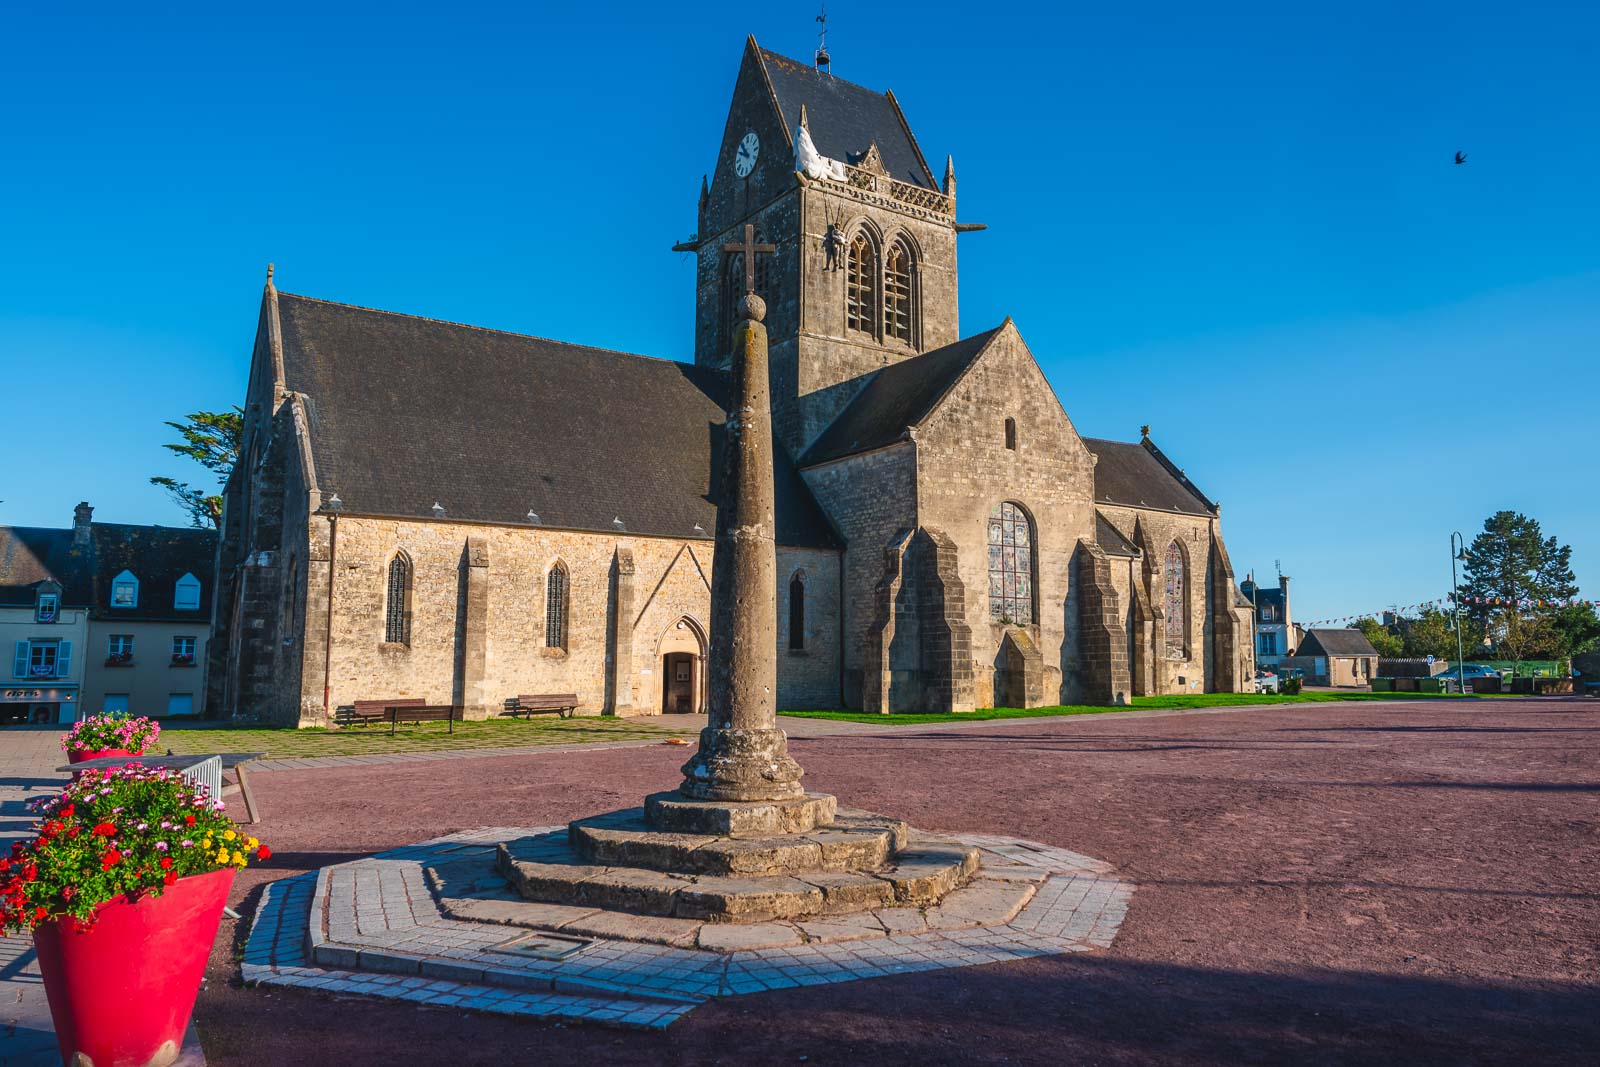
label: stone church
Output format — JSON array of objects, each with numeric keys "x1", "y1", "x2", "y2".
[{"x1": 209, "y1": 38, "x2": 1254, "y2": 726}]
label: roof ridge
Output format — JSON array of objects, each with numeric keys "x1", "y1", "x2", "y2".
[
  {"x1": 756, "y1": 44, "x2": 889, "y2": 100},
  {"x1": 275, "y1": 291, "x2": 697, "y2": 370}
]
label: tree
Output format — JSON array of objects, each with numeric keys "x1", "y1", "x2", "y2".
[
  {"x1": 1353, "y1": 617, "x2": 1403, "y2": 659},
  {"x1": 149, "y1": 409, "x2": 242, "y2": 529},
  {"x1": 1397, "y1": 606, "x2": 1460, "y2": 661},
  {"x1": 1550, "y1": 602, "x2": 1600, "y2": 658},
  {"x1": 1459, "y1": 511, "x2": 1583, "y2": 663}
]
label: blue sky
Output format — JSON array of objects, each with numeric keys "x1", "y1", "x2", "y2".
[{"x1": 1, "y1": 1, "x2": 1595, "y2": 624}]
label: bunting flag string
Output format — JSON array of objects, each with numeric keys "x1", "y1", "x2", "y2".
[{"x1": 1295, "y1": 592, "x2": 1598, "y2": 630}]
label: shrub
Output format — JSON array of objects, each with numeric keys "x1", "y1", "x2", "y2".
[
  {"x1": 61, "y1": 713, "x2": 160, "y2": 755},
  {"x1": 1281, "y1": 677, "x2": 1303, "y2": 695},
  {"x1": 0, "y1": 764, "x2": 269, "y2": 933}
]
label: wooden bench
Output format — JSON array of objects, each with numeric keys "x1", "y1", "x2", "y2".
[
  {"x1": 502, "y1": 693, "x2": 580, "y2": 720},
  {"x1": 338, "y1": 698, "x2": 457, "y2": 736}
]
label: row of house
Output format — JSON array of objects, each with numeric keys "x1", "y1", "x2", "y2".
[
  {"x1": 1240, "y1": 574, "x2": 1379, "y2": 686},
  {"x1": 0, "y1": 503, "x2": 215, "y2": 725}
]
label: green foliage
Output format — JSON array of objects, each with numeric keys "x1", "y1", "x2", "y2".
[
  {"x1": 1456, "y1": 511, "x2": 1589, "y2": 661},
  {"x1": 1397, "y1": 607, "x2": 1463, "y2": 660},
  {"x1": 1550, "y1": 602, "x2": 1600, "y2": 657},
  {"x1": 1281, "y1": 677, "x2": 1303, "y2": 695},
  {"x1": 1353, "y1": 617, "x2": 1404, "y2": 658},
  {"x1": 149, "y1": 408, "x2": 242, "y2": 529}
]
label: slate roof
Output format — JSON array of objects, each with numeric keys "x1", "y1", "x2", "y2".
[
  {"x1": 0, "y1": 528, "x2": 88, "y2": 607},
  {"x1": 0, "y1": 523, "x2": 214, "y2": 620},
  {"x1": 1297, "y1": 628, "x2": 1379, "y2": 658},
  {"x1": 799, "y1": 326, "x2": 1003, "y2": 466},
  {"x1": 1095, "y1": 512, "x2": 1139, "y2": 558},
  {"x1": 1084, "y1": 438, "x2": 1216, "y2": 517},
  {"x1": 757, "y1": 46, "x2": 936, "y2": 189},
  {"x1": 274, "y1": 294, "x2": 838, "y2": 549},
  {"x1": 1240, "y1": 581, "x2": 1286, "y2": 619}
]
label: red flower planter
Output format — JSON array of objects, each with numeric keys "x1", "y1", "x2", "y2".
[
  {"x1": 66, "y1": 747, "x2": 143, "y2": 765},
  {"x1": 32, "y1": 867, "x2": 235, "y2": 1067}
]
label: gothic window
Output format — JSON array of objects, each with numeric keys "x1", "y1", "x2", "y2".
[
  {"x1": 789, "y1": 573, "x2": 806, "y2": 651},
  {"x1": 845, "y1": 232, "x2": 877, "y2": 336},
  {"x1": 1004, "y1": 418, "x2": 1017, "y2": 451},
  {"x1": 987, "y1": 502, "x2": 1034, "y2": 624},
  {"x1": 545, "y1": 563, "x2": 568, "y2": 650},
  {"x1": 723, "y1": 234, "x2": 771, "y2": 354},
  {"x1": 1165, "y1": 542, "x2": 1186, "y2": 658},
  {"x1": 384, "y1": 553, "x2": 412, "y2": 645},
  {"x1": 883, "y1": 237, "x2": 915, "y2": 344}
]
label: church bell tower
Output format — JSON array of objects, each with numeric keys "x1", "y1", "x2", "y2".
[{"x1": 691, "y1": 37, "x2": 963, "y2": 458}]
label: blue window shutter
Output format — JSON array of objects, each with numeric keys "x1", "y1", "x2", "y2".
[
  {"x1": 12, "y1": 641, "x2": 27, "y2": 679},
  {"x1": 57, "y1": 641, "x2": 72, "y2": 679}
]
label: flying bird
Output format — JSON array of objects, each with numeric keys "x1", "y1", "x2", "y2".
[{"x1": 1454, "y1": 151, "x2": 1467, "y2": 165}]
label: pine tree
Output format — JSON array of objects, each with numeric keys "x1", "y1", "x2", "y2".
[{"x1": 149, "y1": 408, "x2": 242, "y2": 529}]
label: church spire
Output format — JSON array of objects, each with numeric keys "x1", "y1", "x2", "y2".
[{"x1": 943, "y1": 155, "x2": 956, "y2": 199}]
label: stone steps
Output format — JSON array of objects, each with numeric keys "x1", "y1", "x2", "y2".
[{"x1": 569, "y1": 808, "x2": 907, "y2": 876}]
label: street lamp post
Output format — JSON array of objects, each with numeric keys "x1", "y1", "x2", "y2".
[{"x1": 1450, "y1": 532, "x2": 1467, "y2": 695}]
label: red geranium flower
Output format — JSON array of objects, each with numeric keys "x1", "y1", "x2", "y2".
[
  {"x1": 58, "y1": 803, "x2": 74, "y2": 818},
  {"x1": 183, "y1": 814, "x2": 196, "y2": 827},
  {"x1": 257, "y1": 845, "x2": 272, "y2": 861},
  {"x1": 33, "y1": 906, "x2": 45, "y2": 921},
  {"x1": 61, "y1": 887, "x2": 74, "y2": 900},
  {"x1": 100, "y1": 850, "x2": 122, "y2": 871},
  {"x1": 159, "y1": 857, "x2": 174, "y2": 870},
  {"x1": 92, "y1": 822, "x2": 116, "y2": 837},
  {"x1": 163, "y1": 872, "x2": 177, "y2": 886}
]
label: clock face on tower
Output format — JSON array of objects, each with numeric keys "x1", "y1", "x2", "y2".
[{"x1": 734, "y1": 131, "x2": 760, "y2": 178}]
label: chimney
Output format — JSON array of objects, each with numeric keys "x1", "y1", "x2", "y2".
[
  {"x1": 1279, "y1": 575, "x2": 1292, "y2": 644},
  {"x1": 72, "y1": 502, "x2": 93, "y2": 546}
]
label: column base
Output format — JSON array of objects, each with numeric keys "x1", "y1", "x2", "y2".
[{"x1": 678, "y1": 727, "x2": 805, "y2": 803}]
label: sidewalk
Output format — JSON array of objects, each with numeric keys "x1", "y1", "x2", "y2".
[{"x1": 0, "y1": 727, "x2": 70, "y2": 1066}]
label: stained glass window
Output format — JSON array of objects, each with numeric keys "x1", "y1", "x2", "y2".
[
  {"x1": 789, "y1": 574, "x2": 805, "y2": 650},
  {"x1": 1164, "y1": 542, "x2": 1186, "y2": 658},
  {"x1": 545, "y1": 564, "x2": 568, "y2": 650},
  {"x1": 884, "y1": 238, "x2": 914, "y2": 344},
  {"x1": 846, "y1": 233, "x2": 877, "y2": 335},
  {"x1": 384, "y1": 554, "x2": 411, "y2": 645},
  {"x1": 987, "y1": 502, "x2": 1034, "y2": 623}
]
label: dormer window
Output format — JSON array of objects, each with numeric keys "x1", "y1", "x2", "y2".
[
  {"x1": 36, "y1": 592, "x2": 59, "y2": 623},
  {"x1": 111, "y1": 570, "x2": 139, "y2": 608},
  {"x1": 174, "y1": 572, "x2": 201, "y2": 611}
]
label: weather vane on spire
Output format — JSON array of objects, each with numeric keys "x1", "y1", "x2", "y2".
[{"x1": 815, "y1": 2, "x2": 831, "y2": 73}]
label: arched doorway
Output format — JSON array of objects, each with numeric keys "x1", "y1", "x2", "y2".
[{"x1": 658, "y1": 617, "x2": 706, "y2": 714}]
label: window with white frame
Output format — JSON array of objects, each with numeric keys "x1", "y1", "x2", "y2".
[
  {"x1": 172, "y1": 635, "x2": 196, "y2": 662},
  {"x1": 174, "y1": 572, "x2": 201, "y2": 610},
  {"x1": 111, "y1": 570, "x2": 139, "y2": 608},
  {"x1": 13, "y1": 639, "x2": 70, "y2": 680},
  {"x1": 36, "y1": 592, "x2": 59, "y2": 623},
  {"x1": 108, "y1": 634, "x2": 134, "y2": 658}
]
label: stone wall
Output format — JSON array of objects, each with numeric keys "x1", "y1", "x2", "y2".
[
  {"x1": 912, "y1": 324, "x2": 1099, "y2": 706},
  {"x1": 283, "y1": 515, "x2": 840, "y2": 727}
]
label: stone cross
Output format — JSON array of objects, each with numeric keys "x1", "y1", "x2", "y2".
[
  {"x1": 678, "y1": 281, "x2": 804, "y2": 803},
  {"x1": 721, "y1": 223, "x2": 776, "y2": 295}
]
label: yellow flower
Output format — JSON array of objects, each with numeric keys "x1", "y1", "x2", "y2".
[
  {"x1": 246, "y1": 837, "x2": 259, "y2": 850},
  {"x1": 223, "y1": 830, "x2": 237, "y2": 842},
  {"x1": 216, "y1": 849, "x2": 231, "y2": 864},
  {"x1": 231, "y1": 850, "x2": 244, "y2": 865},
  {"x1": 203, "y1": 837, "x2": 213, "y2": 849}
]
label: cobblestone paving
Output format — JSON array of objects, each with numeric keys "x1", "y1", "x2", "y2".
[{"x1": 239, "y1": 825, "x2": 1132, "y2": 1029}]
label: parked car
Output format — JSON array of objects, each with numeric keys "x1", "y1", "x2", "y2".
[
  {"x1": 1255, "y1": 670, "x2": 1280, "y2": 694},
  {"x1": 1448, "y1": 664, "x2": 1503, "y2": 682}
]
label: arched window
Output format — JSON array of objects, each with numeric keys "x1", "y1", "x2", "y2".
[
  {"x1": 545, "y1": 563, "x2": 568, "y2": 650},
  {"x1": 384, "y1": 553, "x2": 412, "y2": 645},
  {"x1": 987, "y1": 502, "x2": 1034, "y2": 624},
  {"x1": 1004, "y1": 418, "x2": 1017, "y2": 451},
  {"x1": 788, "y1": 573, "x2": 806, "y2": 650},
  {"x1": 1164, "y1": 542, "x2": 1186, "y2": 658},
  {"x1": 883, "y1": 237, "x2": 915, "y2": 344},
  {"x1": 845, "y1": 232, "x2": 877, "y2": 335},
  {"x1": 723, "y1": 234, "x2": 772, "y2": 353}
]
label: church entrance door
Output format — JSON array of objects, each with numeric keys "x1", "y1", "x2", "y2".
[{"x1": 662, "y1": 653, "x2": 697, "y2": 714}]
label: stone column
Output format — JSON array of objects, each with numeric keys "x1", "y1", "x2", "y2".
[
  {"x1": 679, "y1": 293, "x2": 804, "y2": 802},
  {"x1": 608, "y1": 545, "x2": 636, "y2": 715}
]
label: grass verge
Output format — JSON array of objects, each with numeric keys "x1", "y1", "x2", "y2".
[
  {"x1": 157, "y1": 716, "x2": 696, "y2": 759},
  {"x1": 777, "y1": 690, "x2": 1500, "y2": 725}
]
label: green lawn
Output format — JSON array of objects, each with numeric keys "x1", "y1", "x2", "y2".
[
  {"x1": 157, "y1": 716, "x2": 696, "y2": 759},
  {"x1": 777, "y1": 690, "x2": 1498, "y2": 725}
]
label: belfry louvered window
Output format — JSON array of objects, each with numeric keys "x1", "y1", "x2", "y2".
[
  {"x1": 884, "y1": 238, "x2": 914, "y2": 344},
  {"x1": 846, "y1": 233, "x2": 877, "y2": 335},
  {"x1": 384, "y1": 554, "x2": 412, "y2": 645},
  {"x1": 1165, "y1": 542, "x2": 1187, "y2": 658},
  {"x1": 545, "y1": 564, "x2": 568, "y2": 650}
]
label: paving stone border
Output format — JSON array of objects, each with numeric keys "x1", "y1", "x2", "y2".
[{"x1": 240, "y1": 826, "x2": 1132, "y2": 1030}]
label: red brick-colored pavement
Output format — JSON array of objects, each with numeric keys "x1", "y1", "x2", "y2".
[{"x1": 195, "y1": 699, "x2": 1599, "y2": 1065}]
